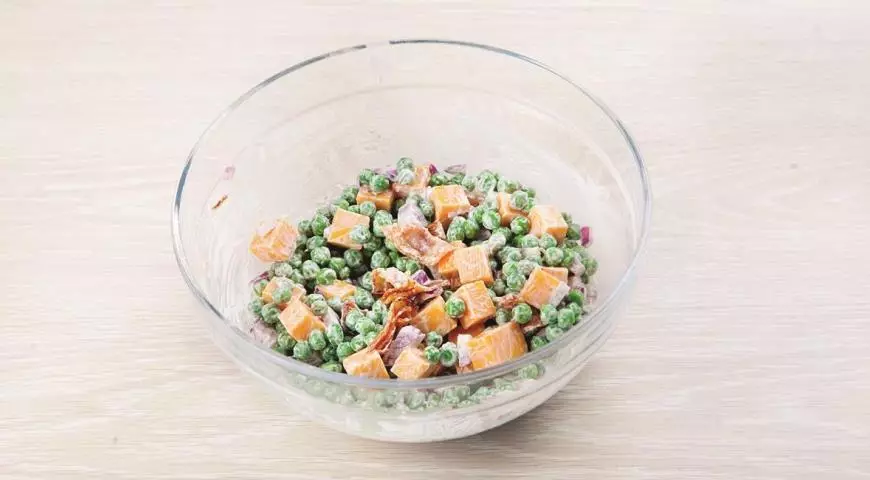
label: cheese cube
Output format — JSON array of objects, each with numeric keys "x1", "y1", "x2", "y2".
[
  {"x1": 411, "y1": 296, "x2": 457, "y2": 335},
  {"x1": 356, "y1": 186, "x2": 395, "y2": 211},
  {"x1": 454, "y1": 280, "x2": 496, "y2": 329},
  {"x1": 262, "y1": 277, "x2": 306, "y2": 305},
  {"x1": 540, "y1": 266, "x2": 569, "y2": 283},
  {"x1": 390, "y1": 348, "x2": 438, "y2": 379},
  {"x1": 342, "y1": 349, "x2": 389, "y2": 379},
  {"x1": 454, "y1": 245, "x2": 494, "y2": 285},
  {"x1": 467, "y1": 322, "x2": 527, "y2": 370},
  {"x1": 528, "y1": 205, "x2": 568, "y2": 242},
  {"x1": 249, "y1": 219, "x2": 298, "y2": 262},
  {"x1": 392, "y1": 165, "x2": 431, "y2": 198},
  {"x1": 430, "y1": 185, "x2": 471, "y2": 226},
  {"x1": 279, "y1": 298, "x2": 326, "y2": 341},
  {"x1": 317, "y1": 280, "x2": 357, "y2": 301},
  {"x1": 326, "y1": 208, "x2": 370, "y2": 249},
  {"x1": 496, "y1": 193, "x2": 527, "y2": 226},
  {"x1": 519, "y1": 267, "x2": 570, "y2": 309}
]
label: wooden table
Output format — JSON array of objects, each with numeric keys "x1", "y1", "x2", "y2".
[{"x1": 2, "y1": 2, "x2": 869, "y2": 478}]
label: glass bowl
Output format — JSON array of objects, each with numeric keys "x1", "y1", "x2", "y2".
[{"x1": 172, "y1": 40, "x2": 650, "y2": 442}]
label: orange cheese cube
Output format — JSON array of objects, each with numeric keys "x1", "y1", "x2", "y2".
[
  {"x1": 436, "y1": 250, "x2": 459, "y2": 277},
  {"x1": 392, "y1": 165, "x2": 431, "y2": 198},
  {"x1": 454, "y1": 245, "x2": 494, "y2": 285},
  {"x1": 448, "y1": 322, "x2": 485, "y2": 344},
  {"x1": 317, "y1": 280, "x2": 356, "y2": 301},
  {"x1": 496, "y1": 193, "x2": 527, "y2": 226},
  {"x1": 326, "y1": 208, "x2": 370, "y2": 249},
  {"x1": 249, "y1": 219, "x2": 298, "y2": 262},
  {"x1": 540, "y1": 266, "x2": 569, "y2": 283},
  {"x1": 454, "y1": 280, "x2": 496, "y2": 329},
  {"x1": 390, "y1": 348, "x2": 438, "y2": 379},
  {"x1": 342, "y1": 349, "x2": 389, "y2": 379},
  {"x1": 411, "y1": 296, "x2": 457, "y2": 335},
  {"x1": 519, "y1": 267, "x2": 570, "y2": 309},
  {"x1": 529, "y1": 205, "x2": 569, "y2": 242},
  {"x1": 430, "y1": 185, "x2": 471, "y2": 226},
  {"x1": 278, "y1": 298, "x2": 326, "y2": 341},
  {"x1": 356, "y1": 187, "x2": 395, "y2": 211},
  {"x1": 262, "y1": 278, "x2": 306, "y2": 305},
  {"x1": 467, "y1": 322, "x2": 527, "y2": 370}
]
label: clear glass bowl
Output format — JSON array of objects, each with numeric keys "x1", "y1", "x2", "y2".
[{"x1": 172, "y1": 40, "x2": 650, "y2": 442}]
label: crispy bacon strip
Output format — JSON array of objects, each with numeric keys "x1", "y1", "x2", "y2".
[
  {"x1": 427, "y1": 221, "x2": 447, "y2": 240},
  {"x1": 381, "y1": 223, "x2": 456, "y2": 268}
]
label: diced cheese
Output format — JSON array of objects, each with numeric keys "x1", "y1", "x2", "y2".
[
  {"x1": 262, "y1": 277, "x2": 306, "y2": 305},
  {"x1": 278, "y1": 298, "x2": 326, "y2": 341},
  {"x1": 317, "y1": 280, "x2": 357, "y2": 301},
  {"x1": 528, "y1": 205, "x2": 568, "y2": 242},
  {"x1": 454, "y1": 245, "x2": 494, "y2": 285},
  {"x1": 342, "y1": 349, "x2": 390, "y2": 379},
  {"x1": 540, "y1": 266, "x2": 569, "y2": 283},
  {"x1": 411, "y1": 296, "x2": 457, "y2": 335},
  {"x1": 356, "y1": 187, "x2": 395, "y2": 211},
  {"x1": 326, "y1": 208, "x2": 370, "y2": 249},
  {"x1": 518, "y1": 267, "x2": 570, "y2": 309},
  {"x1": 454, "y1": 280, "x2": 496, "y2": 329},
  {"x1": 467, "y1": 322, "x2": 527, "y2": 370},
  {"x1": 249, "y1": 219, "x2": 298, "y2": 262},
  {"x1": 496, "y1": 192, "x2": 527, "y2": 226},
  {"x1": 392, "y1": 165, "x2": 432, "y2": 198},
  {"x1": 390, "y1": 348, "x2": 438, "y2": 379},
  {"x1": 430, "y1": 185, "x2": 472, "y2": 226}
]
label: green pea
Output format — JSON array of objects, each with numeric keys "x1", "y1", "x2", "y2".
[
  {"x1": 509, "y1": 190, "x2": 529, "y2": 210},
  {"x1": 445, "y1": 296, "x2": 466, "y2": 318},
  {"x1": 306, "y1": 235, "x2": 326, "y2": 250},
  {"x1": 276, "y1": 331, "x2": 296, "y2": 353},
  {"x1": 355, "y1": 317, "x2": 377, "y2": 335},
  {"x1": 394, "y1": 256, "x2": 407, "y2": 272},
  {"x1": 364, "y1": 330, "x2": 379, "y2": 346},
  {"x1": 475, "y1": 174, "x2": 497, "y2": 193},
  {"x1": 346, "y1": 204, "x2": 361, "y2": 214},
  {"x1": 372, "y1": 299, "x2": 387, "y2": 317},
  {"x1": 540, "y1": 304, "x2": 558, "y2": 325},
  {"x1": 396, "y1": 168, "x2": 416, "y2": 185},
  {"x1": 370, "y1": 250, "x2": 391, "y2": 269},
  {"x1": 439, "y1": 342, "x2": 458, "y2": 367},
  {"x1": 316, "y1": 205, "x2": 333, "y2": 219},
  {"x1": 351, "y1": 335, "x2": 367, "y2": 352},
  {"x1": 393, "y1": 197, "x2": 406, "y2": 215},
  {"x1": 321, "y1": 362, "x2": 343, "y2": 373},
  {"x1": 289, "y1": 252, "x2": 304, "y2": 268},
  {"x1": 420, "y1": 345, "x2": 439, "y2": 364},
  {"x1": 488, "y1": 288, "x2": 498, "y2": 300},
  {"x1": 545, "y1": 325, "x2": 565, "y2": 342},
  {"x1": 358, "y1": 201, "x2": 377, "y2": 218},
  {"x1": 519, "y1": 234, "x2": 539, "y2": 248},
  {"x1": 495, "y1": 308, "x2": 510, "y2": 325},
  {"x1": 499, "y1": 246, "x2": 522, "y2": 263},
  {"x1": 404, "y1": 259, "x2": 420, "y2": 274},
  {"x1": 567, "y1": 290, "x2": 585, "y2": 307},
  {"x1": 519, "y1": 363, "x2": 541, "y2": 379},
  {"x1": 358, "y1": 168, "x2": 375, "y2": 185},
  {"x1": 512, "y1": 303, "x2": 533, "y2": 324},
  {"x1": 563, "y1": 239, "x2": 580, "y2": 250},
  {"x1": 418, "y1": 199, "x2": 434, "y2": 220},
  {"x1": 252, "y1": 279, "x2": 269, "y2": 297},
  {"x1": 327, "y1": 297, "x2": 343, "y2": 313},
  {"x1": 395, "y1": 157, "x2": 414, "y2": 170},
  {"x1": 568, "y1": 302, "x2": 583, "y2": 317},
  {"x1": 359, "y1": 271, "x2": 373, "y2": 291},
  {"x1": 372, "y1": 210, "x2": 393, "y2": 237},
  {"x1": 311, "y1": 214, "x2": 329, "y2": 236},
  {"x1": 492, "y1": 278, "x2": 507, "y2": 296},
  {"x1": 510, "y1": 216, "x2": 530, "y2": 236},
  {"x1": 505, "y1": 273, "x2": 526, "y2": 292},
  {"x1": 350, "y1": 224, "x2": 372, "y2": 244},
  {"x1": 369, "y1": 174, "x2": 390, "y2": 193},
  {"x1": 544, "y1": 247, "x2": 565, "y2": 266},
  {"x1": 309, "y1": 246, "x2": 330, "y2": 266},
  {"x1": 326, "y1": 323, "x2": 344, "y2": 347},
  {"x1": 248, "y1": 298, "x2": 264, "y2": 317},
  {"x1": 518, "y1": 260, "x2": 536, "y2": 276},
  {"x1": 429, "y1": 172, "x2": 450, "y2": 186},
  {"x1": 442, "y1": 289, "x2": 453, "y2": 300},
  {"x1": 363, "y1": 237, "x2": 383, "y2": 256},
  {"x1": 307, "y1": 293, "x2": 326, "y2": 306},
  {"x1": 425, "y1": 331, "x2": 443, "y2": 348},
  {"x1": 582, "y1": 257, "x2": 599, "y2": 276},
  {"x1": 342, "y1": 186, "x2": 359, "y2": 203},
  {"x1": 271, "y1": 284, "x2": 294, "y2": 305},
  {"x1": 293, "y1": 341, "x2": 314, "y2": 361},
  {"x1": 502, "y1": 261, "x2": 521, "y2": 277},
  {"x1": 344, "y1": 309, "x2": 364, "y2": 330},
  {"x1": 326, "y1": 257, "x2": 344, "y2": 272},
  {"x1": 289, "y1": 270, "x2": 305, "y2": 285},
  {"x1": 315, "y1": 268, "x2": 337, "y2": 285},
  {"x1": 272, "y1": 263, "x2": 293, "y2": 278},
  {"x1": 456, "y1": 218, "x2": 479, "y2": 241},
  {"x1": 354, "y1": 288, "x2": 374, "y2": 309},
  {"x1": 494, "y1": 226, "x2": 513, "y2": 241},
  {"x1": 560, "y1": 249, "x2": 577, "y2": 268},
  {"x1": 522, "y1": 196, "x2": 536, "y2": 213},
  {"x1": 566, "y1": 223, "x2": 581, "y2": 240},
  {"x1": 342, "y1": 249, "x2": 363, "y2": 269},
  {"x1": 388, "y1": 250, "x2": 400, "y2": 266},
  {"x1": 446, "y1": 220, "x2": 466, "y2": 242},
  {"x1": 295, "y1": 233, "x2": 309, "y2": 249},
  {"x1": 461, "y1": 174, "x2": 477, "y2": 191},
  {"x1": 261, "y1": 303, "x2": 281, "y2": 325},
  {"x1": 523, "y1": 247, "x2": 543, "y2": 264},
  {"x1": 497, "y1": 177, "x2": 519, "y2": 193},
  {"x1": 557, "y1": 308, "x2": 577, "y2": 329},
  {"x1": 337, "y1": 342, "x2": 355, "y2": 360},
  {"x1": 332, "y1": 198, "x2": 350, "y2": 212},
  {"x1": 539, "y1": 233, "x2": 557, "y2": 249},
  {"x1": 480, "y1": 209, "x2": 501, "y2": 230},
  {"x1": 383, "y1": 238, "x2": 397, "y2": 252},
  {"x1": 310, "y1": 300, "x2": 329, "y2": 316},
  {"x1": 308, "y1": 330, "x2": 327, "y2": 351},
  {"x1": 530, "y1": 335, "x2": 548, "y2": 350},
  {"x1": 449, "y1": 172, "x2": 466, "y2": 185}
]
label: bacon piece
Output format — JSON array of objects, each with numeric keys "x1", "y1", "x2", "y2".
[{"x1": 381, "y1": 223, "x2": 456, "y2": 268}]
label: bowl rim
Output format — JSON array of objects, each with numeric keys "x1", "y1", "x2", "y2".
[{"x1": 172, "y1": 39, "x2": 652, "y2": 389}]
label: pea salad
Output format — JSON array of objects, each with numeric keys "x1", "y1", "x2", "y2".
[{"x1": 247, "y1": 158, "x2": 597, "y2": 380}]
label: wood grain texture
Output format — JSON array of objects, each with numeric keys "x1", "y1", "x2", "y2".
[{"x1": 2, "y1": 1, "x2": 870, "y2": 478}]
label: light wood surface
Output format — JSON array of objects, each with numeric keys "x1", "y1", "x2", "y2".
[{"x1": 2, "y1": 1, "x2": 870, "y2": 478}]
